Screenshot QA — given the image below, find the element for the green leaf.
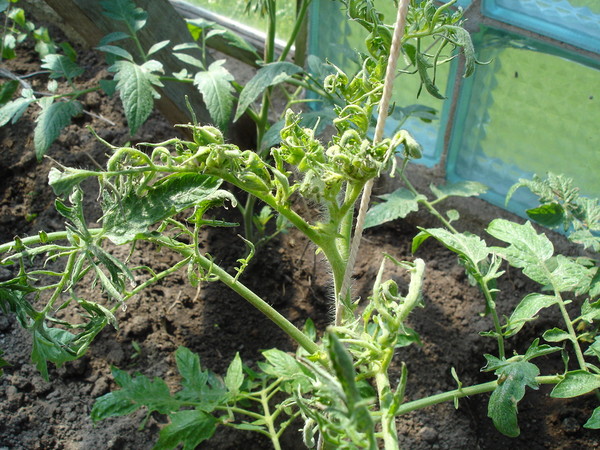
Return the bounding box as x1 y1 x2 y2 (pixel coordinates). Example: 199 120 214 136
412 228 490 267
224 352 243 397
365 188 426 228
524 338 561 360
186 17 259 60
542 327 573 343
48 167 100 197
147 39 170 56
175 347 226 412
260 348 306 381
0 95 35 127
551 370 600 398
584 336 600 362
446 25 477 77
100 0 147 32
110 60 163 134
548 255 592 293
505 293 557 337
0 80 19 105
92 263 124 303
326 333 375 436
327 333 361 408
34 98 83 159
525 203 565 228
41 54 84 80
173 52 204 69
99 79 117 96
487 219 554 286
234 61 303 122
488 360 540 437
31 325 79 380
91 389 139 422
261 108 337 150
91 367 180 421
103 173 223 244
430 180 488 200
99 31 130 46
446 209 460 222
154 410 217 450
97 44 133 61
570 229 600 253
193 60 235 130
584 407 600 429
416 51 445 99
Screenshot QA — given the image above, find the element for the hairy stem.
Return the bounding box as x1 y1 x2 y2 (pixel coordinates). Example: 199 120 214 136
336 0 410 326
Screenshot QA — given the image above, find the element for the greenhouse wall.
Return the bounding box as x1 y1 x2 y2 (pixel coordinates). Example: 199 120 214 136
305 0 600 216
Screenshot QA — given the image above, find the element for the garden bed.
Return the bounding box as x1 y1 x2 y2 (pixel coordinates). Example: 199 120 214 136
0 26 597 450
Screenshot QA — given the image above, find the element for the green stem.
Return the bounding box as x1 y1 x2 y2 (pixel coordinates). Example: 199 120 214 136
0 229 105 254
278 0 312 62
261 387 282 450
400 172 457 233
243 195 258 242
482 284 506 359
122 257 192 303
394 376 560 416
375 369 399 449
41 251 77 315
337 184 357 263
128 24 147 63
555 291 588 371
152 236 320 356
400 173 506 358
265 0 277 64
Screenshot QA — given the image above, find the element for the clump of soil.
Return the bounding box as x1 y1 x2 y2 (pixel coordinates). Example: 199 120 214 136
0 25 597 450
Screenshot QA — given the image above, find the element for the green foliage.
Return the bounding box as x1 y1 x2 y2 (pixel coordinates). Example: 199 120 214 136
234 61 304 122
41 54 84 81
507 173 600 251
193 60 235 130
2 1 597 448
100 0 147 32
34 98 83 160
110 60 164 134
367 179 488 230
483 356 540 437
551 370 600 398
365 188 425 228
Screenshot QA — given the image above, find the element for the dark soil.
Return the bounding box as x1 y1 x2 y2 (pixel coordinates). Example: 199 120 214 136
0 24 598 450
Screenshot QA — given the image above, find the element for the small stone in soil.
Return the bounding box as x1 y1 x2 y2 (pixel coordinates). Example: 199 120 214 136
561 416 580 434
418 426 439 443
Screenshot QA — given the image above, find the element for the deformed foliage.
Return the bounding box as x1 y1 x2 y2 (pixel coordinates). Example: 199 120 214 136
0 1 598 449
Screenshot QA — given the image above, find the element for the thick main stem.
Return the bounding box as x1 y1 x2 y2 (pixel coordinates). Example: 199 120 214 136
336 0 410 326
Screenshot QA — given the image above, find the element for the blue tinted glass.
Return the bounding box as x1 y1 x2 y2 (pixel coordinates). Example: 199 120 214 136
446 27 600 215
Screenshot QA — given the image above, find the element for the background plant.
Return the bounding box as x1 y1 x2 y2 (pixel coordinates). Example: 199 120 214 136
0 1 598 449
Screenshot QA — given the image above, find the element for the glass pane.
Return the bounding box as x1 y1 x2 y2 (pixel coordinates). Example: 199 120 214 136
482 0 600 53
446 26 600 214
184 0 295 41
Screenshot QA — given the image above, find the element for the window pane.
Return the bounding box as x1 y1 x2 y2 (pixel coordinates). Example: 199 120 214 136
446 27 600 214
